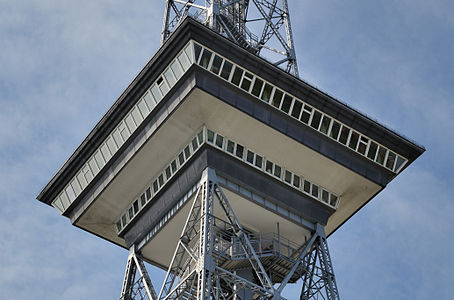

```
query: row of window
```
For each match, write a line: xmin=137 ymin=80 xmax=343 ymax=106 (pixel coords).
xmin=193 ymin=42 xmax=408 ymax=174
xmin=116 ymin=126 xmax=341 ymax=234
xmin=206 ymin=129 xmax=339 ymax=208
xmin=137 ymin=183 xmax=200 ymax=248
xmin=115 ymin=129 xmax=204 ymax=233
xmin=51 ymin=42 xmax=195 ymax=214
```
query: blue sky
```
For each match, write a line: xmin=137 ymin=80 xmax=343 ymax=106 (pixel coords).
xmin=1 ymin=1 xmax=453 ymax=299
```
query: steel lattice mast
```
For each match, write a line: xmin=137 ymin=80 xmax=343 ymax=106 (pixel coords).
xmin=162 ymin=0 xmax=299 ymax=77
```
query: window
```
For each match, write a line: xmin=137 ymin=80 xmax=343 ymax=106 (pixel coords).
xmin=215 ymin=134 xmax=224 ymax=148
xmin=157 ymin=76 xmax=169 ymax=95
xmin=311 ymin=185 xmax=319 ymax=198
xmin=320 ymin=116 xmax=331 ymax=135
xmin=300 ymin=105 xmax=312 ymax=124
xmin=274 ymin=164 xmax=282 ymax=178
xmin=231 ymin=67 xmax=244 ymax=86
xmin=271 ymin=89 xmax=283 ymax=108
xmin=310 ymin=111 xmax=322 ymax=130
xmin=246 ymin=150 xmax=254 ymax=164
xmin=293 ymin=175 xmax=301 ymax=188
xmin=184 ymin=145 xmax=191 ymax=159
xmin=357 ymin=136 xmax=369 ymax=155
xmin=367 ymin=142 xmax=378 ymax=160
xmin=226 ymin=140 xmax=235 ymax=154
xmin=177 ymin=51 xmax=191 ymax=71
xmin=322 ymin=190 xmax=329 ymax=203
xmin=191 ymin=137 xmax=199 ymax=151
xmin=165 ymin=166 xmax=172 ymax=180
xmin=199 ymin=49 xmax=212 ymax=69
xmin=329 ymin=121 xmax=341 ymax=140
xmin=194 ymin=43 xmax=202 ymax=62
xmin=376 ymin=146 xmax=387 ymax=165
xmin=158 ymin=174 xmax=164 ymax=187
xmin=241 ymin=72 xmax=253 ymax=91
xmin=265 ymin=161 xmax=274 ymax=174
xmin=255 ymin=155 xmax=263 ymax=168
xmin=140 ymin=194 xmax=146 ymax=206
xmin=330 ymin=195 xmax=338 ymax=207
xmin=171 ymin=160 xmax=178 ymax=173
xmin=280 ymin=95 xmax=293 ymax=113
xmin=220 ymin=61 xmax=233 ymax=80
xmin=210 ymin=55 xmax=223 ymax=75
xmin=164 ymin=68 xmax=177 ymax=87
xmin=261 ymin=84 xmax=274 ymax=102
xmin=146 ymin=187 xmax=152 ymax=200
xmin=303 ymin=180 xmax=311 ymax=194
xmin=348 ymin=131 xmax=359 ymax=150
xmin=170 ymin=60 xmax=183 ymax=80
xmin=137 ymin=98 xmax=150 ymax=117
xmin=251 ymin=78 xmax=264 ymax=97
xmin=394 ymin=156 xmax=406 ymax=172
xmin=291 ymin=100 xmax=303 ymax=119
xmin=284 ymin=170 xmax=292 ymax=184
xmin=153 ymin=180 xmax=159 ymax=193
xmin=150 ymin=84 xmax=162 ymax=103
xmin=339 ymin=126 xmax=350 ymax=145
xmin=235 ymin=144 xmax=244 ymax=159
xmin=178 ymin=152 xmax=185 ymax=165
xmin=386 ymin=151 xmax=396 ymax=170
xmin=207 ymin=130 xmax=215 ymax=143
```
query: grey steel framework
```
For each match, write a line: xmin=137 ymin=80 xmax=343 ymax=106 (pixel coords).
xmin=119 ymin=168 xmax=340 ymax=300
xmin=162 ymin=0 xmax=299 ymax=77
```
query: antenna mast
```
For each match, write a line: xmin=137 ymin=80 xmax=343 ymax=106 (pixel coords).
xmin=162 ymin=0 xmax=299 ymax=77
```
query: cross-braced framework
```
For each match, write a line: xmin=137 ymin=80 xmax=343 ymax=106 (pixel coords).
xmin=162 ymin=0 xmax=299 ymax=77
xmin=120 ymin=247 xmax=158 ymax=300
xmin=120 ymin=168 xmax=340 ymax=299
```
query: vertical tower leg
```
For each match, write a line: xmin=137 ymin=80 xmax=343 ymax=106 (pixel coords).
xmin=158 ymin=168 xmax=276 ymax=300
xmin=300 ymin=224 xmax=340 ymax=300
xmin=120 ymin=247 xmax=158 ymax=300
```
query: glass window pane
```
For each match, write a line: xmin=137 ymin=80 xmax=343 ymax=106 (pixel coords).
xmin=265 ymin=161 xmax=273 ymax=174
xmin=88 ymin=158 xmax=100 ymax=174
xmin=150 ymin=84 xmax=162 ymax=103
xmin=70 ymin=178 xmax=82 ymax=196
xmin=77 ymin=172 xmax=87 ymax=189
xmin=164 ymin=68 xmax=177 ymax=87
xmin=348 ymin=131 xmax=359 ymax=150
xmin=165 ymin=166 xmax=172 ymax=179
xmin=339 ymin=126 xmax=350 ymax=145
xmin=226 ymin=140 xmax=235 ymax=154
xmin=194 ymin=43 xmax=202 ymax=63
xmin=271 ymin=89 xmax=283 ymax=108
xmin=146 ymin=187 xmax=152 ymax=200
xmin=178 ymin=152 xmax=185 ymax=165
xmin=215 ymin=134 xmax=224 ymax=148
xmin=293 ymin=175 xmax=301 ymax=188
xmin=246 ymin=150 xmax=254 ymax=164
xmin=303 ymin=180 xmax=311 ymax=193
xmin=177 ymin=51 xmax=191 ymax=71
xmin=153 ymin=180 xmax=159 ymax=193
xmin=241 ymin=73 xmax=253 ymax=91
xmin=65 ymin=185 xmax=76 ymax=202
xmin=137 ymin=99 xmax=150 ymax=118
xmin=394 ymin=156 xmax=406 ymax=172
xmin=207 ymin=130 xmax=215 ymax=143
xmin=330 ymin=195 xmax=338 ymax=207
xmin=311 ymin=185 xmax=319 ymax=198
xmin=274 ymin=165 xmax=282 ymax=178
xmin=116 ymin=221 xmax=122 ymax=232
xmin=143 ymin=91 xmax=156 ymax=111
xmin=157 ymin=77 xmax=169 ymax=95
xmin=112 ymin=130 xmax=123 ymax=149
xmin=95 ymin=151 xmax=106 ymax=169
xmin=376 ymin=146 xmax=387 ymax=165
xmin=220 ymin=61 xmax=233 ymax=80
xmin=210 ymin=55 xmax=223 ymax=75
xmin=367 ymin=141 xmax=378 ymax=160
xmin=171 ymin=160 xmax=178 ymax=173
xmin=291 ymin=100 xmax=303 ymax=119
xmin=100 ymin=143 xmax=112 ymax=161
xmin=197 ymin=130 xmax=204 ymax=144
xmin=300 ymin=106 xmax=312 ymax=124
xmin=322 ymin=190 xmax=329 ymax=203
xmin=131 ymin=107 xmax=144 ymax=124
xmin=310 ymin=110 xmax=322 ymax=129
xmin=284 ymin=170 xmax=292 ymax=183
xmin=199 ymin=49 xmax=212 ymax=68
xmin=251 ymin=78 xmax=264 ymax=97
xmin=386 ymin=151 xmax=396 ymax=170
xmin=255 ymin=155 xmax=263 ymax=168
xmin=320 ymin=116 xmax=331 ymax=134
xmin=171 ymin=59 xmax=183 ymax=79
xmin=261 ymin=84 xmax=273 ymax=102
xmin=106 ymin=136 xmax=118 ymax=153
xmin=184 ymin=145 xmax=191 ymax=159
xmin=158 ymin=174 xmax=164 ymax=186
xmin=281 ymin=95 xmax=293 ymax=113
xmin=191 ymin=137 xmax=199 ymax=151
xmin=128 ymin=207 xmax=134 ymax=219
xmin=329 ymin=121 xmax=341 ymax=139
xmin=231 ymin=67 xmax=243 ymax=86
xmin=235 ymin=144 xmax=244 ymax=159
xmin=133 ymin=200 xmax=139 ymax=214
xmin=141 ymin=194 xmax=146 ymax=206
xmin=358 ymin=136 xmax=369 ymax=155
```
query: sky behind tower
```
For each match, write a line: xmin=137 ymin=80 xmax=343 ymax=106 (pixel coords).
xmin=1 ymin=1 xmax=453 ymax=299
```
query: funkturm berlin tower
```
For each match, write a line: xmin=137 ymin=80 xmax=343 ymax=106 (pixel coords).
xmin=37 ymin=1 xmax=425 ymax=299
